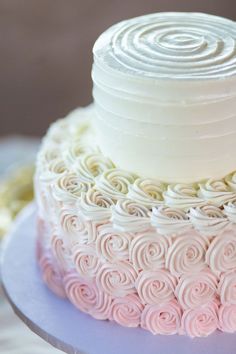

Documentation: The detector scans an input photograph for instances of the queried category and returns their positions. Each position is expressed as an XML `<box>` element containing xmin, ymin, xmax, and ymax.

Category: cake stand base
<box><xmin>1</xmin><ymin>204</ymin><xmax>236</xmax><ymax>354</ymax></box>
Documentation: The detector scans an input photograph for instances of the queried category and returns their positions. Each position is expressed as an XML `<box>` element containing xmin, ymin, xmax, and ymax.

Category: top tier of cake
<box><xmin>92</xmin><ymin>12</ymin><xmax>236</xmax><ymax>183</ymax></box>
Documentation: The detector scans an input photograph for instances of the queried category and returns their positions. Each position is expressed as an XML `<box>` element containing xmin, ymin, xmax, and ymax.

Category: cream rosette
<box><xmin>111</xmin><ymin>199</ymin><xmax>151</xmax><ymax>233</ymax></box>
<box><xmin>218</xmin><ymin>304</ymin><xmax>236</xmax><ymax>333</ymax></box>
<box><xmin>127</xmin><ymin>178</ymin><xmax>165</xmax><ymax>208</ymax></box>
<box><xmin>46</xmin><ymin>119</ymin><xmax>71</xmax><ymax>144</ymax></box>
<box><xmin>64</xmin><ymin>272</ymin><xmax>112</xmax><ymax>319</ymax></box>
<box><xmin>218</xmin><ymin>271</ymin><xmax>236</xmax><ymax>304</ymax></box>
<box><xmin>188</xmin><ymin>205</ymin><xmax>229</xmax><ymax>237</ymax></box>
<box><xmin>206</xmin><ymin>229</ymin><xmax>236</xmax><ymax>275</ymax></box>
<box><xmin>136</xmin><ymin>270</ymin><xmax>177</xmax><ymax>305</ymax></box>
<box><xmin>96</xmin><ymin>261</ymin><xmax>138</xmax><ymax>297</ymax></box>
<box><xmin>72</xmin><ymin>244</ymin><xmax>101</xmax><ymax>278</ymax></box>
<box><xmin>62</xmin><ymin>139</ymin><xmax>99</xmax><ymax>168</ymax></box>
<box><xmin>39</xmin><ymin>158</ymin><xmax>68</xmax><ymax>184</ymax></box>
<box><xmin>151</xmin><ymin>206</ymin><xmax>191</xmax><ymax>236</ymax></box>
<box><xmin>175</xmin><ymin>270</ymin><xmax>218</xmax><ymax>310</ymax></box>
<box><xmin>73</xmin><ymin>153</ymin><xmax>114</xmax><ymax>183</ymax></box>
<box><xmin>78</xmin><ymin>188</ymin><xmax>114</xmax><ymax>222</ymax></box>
<box><xmin>225</xmin><ymin>171</ymin><xmax>236</xmax><ymax>191</ymax></box>
<box><xmin>198</xmin><ymin>179</ymin><xmax>236</xmax><ymax>206</ymax></box>
<box><xmin>141</xmin><ymin>300</ymin><xmax>182</xmax><ymax>335</ymax></box>
<box><xmin>95</xmin><ymin>168</ymin><xmax>137</xmax><ymax>200</ymax></box>
<box><xmin>96</xmin><ymin>224</ymin><xmax>132</xmax><ymax>262</ymax></box>
<box><xmin>36</xmin><ymin>142</ymin><xmax>61</xmax><ymax>171</ymax></box>
<box><xmin>224</xmin><ymin>200</ymin><xmax>236</xmax><ymax>223</ymax></box>
<box><xmin>129</xmin><ymin>231</ymin><xmax>171</xmax><ymax>271</ymax></box>
<box><xmin>163</xmin><ymin>184</ymin><xmax>205</xmax><ymax>211</ymax></box>
<box><xmin>181</xmin><ymin>301</ymin><xmax>218</xmax><ymax>337</ymax></box>
<box><xmin>166</xmin><ymin>233</ymin><xmax>209</xmax><ymax>276</ymax></box>
<box><xmin>110</xmin><ymin>293</ymin><xmax>144</xmax><ymax>328</ymax></box>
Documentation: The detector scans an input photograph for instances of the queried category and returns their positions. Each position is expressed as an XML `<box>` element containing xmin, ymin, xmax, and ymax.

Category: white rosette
<box><xmin>36</xmin><ymin>142</ymin><xmax>61</xmax><ymax>172</ymax></box>
<box><xmin>62</xmin><ymin>139</ymin><xmax>99</xmax><ymax>168</ymax></box>
<box><xmin>95</xmin><ymin>168</ymin><xmax>137</xmax><ymax>199</ymax></box>
<box><xmin>72</xmin><ymin>244</ymin><xmax>101</xmax><ymax>278</ymax></box>
<box><xmin>224</xmin><ymin>200</ymin><xmax>236</xmax><ymax>223</ymax></box>
<box><xmin>111</xmin><ymin>198</ymin><xmax>151</xmax><ymax>233</ymax></box>
<box><xmin>46</xmin><ymin>118</ymin><xmax>71</xmax><ymax>144</ymax></box>
<box><xmin>96</xmin><ymin>223</ymin><xmax>132</xmax><ymax>262</ymax></box>
<box><xmin>127</xmin><ymin>178</ymin><xmax>165</xmax><ymax>208</ymax></box>
<box><xmin>136</xmin><ymin>270</ymin><xmax>177</xmax><ymax>305</ymax></box>
<box><xmin>78</xmin><ymin>187</ymin><xmax>114</xmax><ymax>222</ymax></box>
<box><xmin>175</xmin><ymin>270</ymin><xmax>218</xmax><ymax>309</ymax></box>
<box><xmin>189</xmin><ymin>205</ymin><xmax>229</xmax><ymax>237</ymax></box>
<box><xmin>206</xmin><ymin>229</ymin><xmax>236</xmax><ymax>275</ymax></box>
<box><xmin>151</xmin><ymin>206</ymin><xmax>191</xmax><ymax>236</ymax></box>
<box><xmin>73</xmin><ymin>153</ymin><xmax>114</xmax><ymax>183</ymax></box>
<box><xmin>163</xmin><ymin>184</ymin><xmax>205</xmax><ymax>211</ymax></box>
<box><xmin>96</xmin><ymin>261</ymin><xmax>138</xmax><ymax>297</ymax></box>
<box><xmin>225</xmin><ymin>171</ymin><xmax>236</xmax><ymax>191</ymax></box>
<box><xmin>39</xmin><ymin>158</ymin><xmax>68</xmax><ymax>184</ymax></box>
<box><xmin>219</xmin><ymin>271</ymin><xmax>236</xmax><ymax>304</ymax></box>
<box><xmin>51</xmin><ymin>235</ymin><xmax>72</xmax><ymax>272</ymax></box>
<box><xmin>198</xmin><ymin>179</ymin><xmax>236</xmax><ymax>206</ymax></box>
<box><xmin>129</xmin><ymin>231</ymin><xmax>171</xmax><ymax>271</ymax></box>
<box><xmin>166</xmin><ymin>233</ymin><xmax>209</xmax><ymax>276</ymax></box>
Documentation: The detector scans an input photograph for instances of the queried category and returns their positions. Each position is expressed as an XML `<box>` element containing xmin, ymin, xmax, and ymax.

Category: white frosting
<box><xmin>92</xmin><ymin>12</ymin><xmax>236</xmax><ymax>183</ymax></box>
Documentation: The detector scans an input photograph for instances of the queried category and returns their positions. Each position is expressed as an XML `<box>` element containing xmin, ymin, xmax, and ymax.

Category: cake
<box><xmin>35</xmin><ymin>12</ymin><xmax>236</xmax><ymax>338</ymax></box>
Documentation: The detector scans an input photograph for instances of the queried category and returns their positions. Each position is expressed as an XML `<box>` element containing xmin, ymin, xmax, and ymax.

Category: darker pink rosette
<box><xmin>141</xmin><ymin>300</ymin><xmax>182</xmax><ymax>335</ymax></box>
<box><xmin>110</xmin><ymin>293</ymin><xmax>144</xmax><ymax>328</ymax></box>
<box><xmin>218</xmin><ymin>271</ymin><xmax>236</xmax><ymax>304</ymax></box>
<box><xmin>218</xmin><ymin>304</ymin><xmax>236</xmax><ymax>333</ymax></box>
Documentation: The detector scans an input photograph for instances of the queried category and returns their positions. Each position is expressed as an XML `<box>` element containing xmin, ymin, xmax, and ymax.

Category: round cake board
<box><xmin>1</xmin><ymin>204</ymin><xmax>236</xmax><ymax>354</ymax></box>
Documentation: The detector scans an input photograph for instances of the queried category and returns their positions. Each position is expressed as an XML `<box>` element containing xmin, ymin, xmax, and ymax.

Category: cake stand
<box><xmin>1</xmin><ymin>204</ymin><xmax>236</xmax><ymax>354</ymax></box>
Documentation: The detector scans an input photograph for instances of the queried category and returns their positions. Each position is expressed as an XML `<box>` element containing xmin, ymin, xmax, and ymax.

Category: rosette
<box><xmin>62</xmin><ymin>139</ymin><xmax>99</xmax><ymax>167</ymax></box>
<box><xmin>127</xmin><ymin>178</ymin><xmax>165</xmax><ymax>208</ymax></box>
<box><xmin>151</xmin><ymin>206</ymin><xmax>191</xmax><ymax>236</ymax></box>
<box><xmin>72</xmin><ymin>244</ymin><xmax>101</xmax><ymax>278</ymax></box>
<box><xmin>218</xmin><ymin>271</ymin><xmax>236</xmax><ymax>304</ymax></box>
<box><xmin>218</xmin><ymin>304</ymin><xmax>236</xmax><ymax>333</ymax></box>
<box><xmin>95</xmin><ymin>168</ymin><xmax>137</xmax><ymax>199</ymax></box>
<box><xmin>198</xmin><ymin>179</ymin><xmax>236</xmax><ymax>206</ymax></box>
<box><xmin>181</xmin><ymin>301</ymin><xmax>218</xmax><ymax>337</ymax></box>
<box><xmin>96</xmin><ymin>261</ymin><xmax>138</xmax><ymax>297</ymax></box>
<box><xmin>166</xmin><ymin>233</ymin><xmax>209</xmax><ymax>276</ymax></box>
<box><xmin>206</xmin><ymin>229</ymin><xmax>236</xmax><ymax>275</ymax></box>
<box><xmin>64</xmin><ymin>272</ymin><xmax>112</xmax><ymax>319</ymax></box>
<box><xmin>51</xmin><ymin>235</ymin><xmax>69</xmax><ymax>272</ymax></box>
<box><xmin>188</xmin><ymin>205</ymin><xmax>229</xmax><ymax>237</ymax></box>
<box><xmin>163</xmin><ymin>184</ymin><xmax>205</xmax><ymax>211</ymax></box>
<box><xmin>225</xmin><ymin>171</ymin><xmax>236</xmax><ymax>191</ymax></box>
<box><xmin>141</xmin><ymin>300</ymin><xmax>182</xmax><ymax>335</ymax></box>
<box><xmin>136</xmin><ymin>270</ymin><xmax>177</xmax><ymax>305</ymax></box>
<box><xmin>129</xmin><ymin>231</ymin><xmax>171</xmax><ymax>271</ymax></box>
<box><xmin>176</xmin><ymin>270</ymin><xmax>218</xmax><ymax>309</ymax></box>
<box><xmin>96</xmin><ymin>224</ymin><xmax>132</xmax><ymax>262</ymax></box>
<box><xmin>111</xmin><ymin>199</ymin><xmax>151</xmax><ymax>232</ymax></box>
<box><xmin>40</xmin><ymin>158</ymin><xmax>68</xmax><ymax>184</ymax></box>
<box><xmin>224</xmin><ymin>200</ymin><xmax>236</xmax><ymax>223</ymax></box>
<box><xmin>110</xmin><ymin>293</ymin><xmax>144</xmax><ymax>328</ymax></box>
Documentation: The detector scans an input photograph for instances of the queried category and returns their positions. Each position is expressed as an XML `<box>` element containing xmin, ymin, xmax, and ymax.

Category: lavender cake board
<box><xmin>1</xmin><ymin>204</ymin><xmax>236</xmax><ymax>354</ymax></box>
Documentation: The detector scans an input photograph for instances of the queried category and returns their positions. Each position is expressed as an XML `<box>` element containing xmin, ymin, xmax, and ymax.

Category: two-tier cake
<box><xmin>35</xmin><ymin>12</ymin><xmax>236</xmax><ymax>337</ymax></box>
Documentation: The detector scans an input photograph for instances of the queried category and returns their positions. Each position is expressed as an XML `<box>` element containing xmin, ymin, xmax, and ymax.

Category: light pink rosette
<box><xmin>141</xmin><ymin>300</ymin><xmax>182</xmax><ymax>335</ymax></box>
<box><xmin>129</xmin><ymin>231</ymin><xmax>171</xmax><ymax>271</ymax></box>
<box><xmin>39</xmin><ymin>253</ymin><xmax>66</xmax><ymax>298</ymax></box>
<box><xmin>72</xmin><ymin>244</ymin><xmax>101</xmax><ymax>278</ymax></box>
<box><xmin>110</xmin><ymin>293</ymin><xmax>144</xmax><ymax>328</ymax></box>
<box><xmin>96</xmin><ymin>224</ymin><xmax>132</xmax><ymax>262</ymax></box>
<box><xmin>218</xmin><ymin>271</ymin><xmax>236</xmax><ymax>304</ymax></box>
<box><xmin>206</xmin><ymin>229</ymin><xmax>236</xmax><ymax>275</ymax></box>
<box><xmin>181</xmin><ymin>301</ymin><xmax>218</xmax><ymax>337</ymax></box>
<box><xmin>136</xmin><ymin>270</ymin><xmax>177</xmax><ymax>305</ymax></box>
<box><xmin>64</xmin><ymin>272</ymin><xmax>112</xmax><ymax>320</ymax></box>
<box><xmin>166</xmin><ymin>233</ymin><xmax>209</xmax><ymax>276</ymax></box>
<box><xmin>96</xmin><ymin>261</ymin><xmax>138</xmax><ymax>297</ymax></box>
<box><xmin>51</xmin><ymin>235</ymin><xmax>69</xmax><ymax>272</ymax></box>
<box><xmin>218</xmin><ymin>304</ymin><xmax>236</xmax><ymax>333</ymax></box>
<box><xmin>36</xmin><ymin>218</ymin><xmax>46</xmax><ymax>261</ymax></box>
<box><xmin>176</xmin><ymin>270</ymin><xmax>218</xmax><ymax>309</ymax></box>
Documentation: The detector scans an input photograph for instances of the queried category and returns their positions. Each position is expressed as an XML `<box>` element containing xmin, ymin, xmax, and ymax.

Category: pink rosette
<box><xmin>129</xmin><ymin>231</ymin><xmax>171</xmax><ymax>271</ymax></box>
<box><xmin>141</xmin><ymin>300</ymin><xmax>182</xmax><ymax>335</ymax></box>
<box><xmin>181</xmin><ymin>301</ymin><xmax>218</xmax><ymax>337</ymax></box>
<box><xmin>96</xmin><ymin>224</ymin><xmax>132</xmax><ymax>262</ymax></box>
<box><xmin>39</xmin><ymin>253</ymin><xmax>66</xmax><ymax>298</ymax></box>
<box><xmin>72</xmin><ymin>244</ymin><xmax>101</xmax><ymax>278</ymax></box>
<box><xmin>51</xmin><ymin>235</ymin><xmax>69</xmax><ymax>272</ymax></box>
<box><xmin>166</xmin><ymin>233</ymin><xmax>209</xmax><ymax>276</ymax></box>
<box><xmin>110</xmin><ymin>293</ymin><xmax>144</xmax><ymax>328</ymax></box>
<box><xmin>36</xmin><ymin>218</ymin><xmax>45</xmax><ymax>261</ymax></box>
<box><xmin>64</xmin><ymin>272</ymin><xmax>112</xmax><ymax>320</ymax></box>
<box><xmin>206</xmin><ymin>229</ymin><xmax>236</xmax><ymax>275</ymax></box>
<box><xmin>176</xmin><ymin>270</ymin><xmax>218</xmax><ymax>309</ymax></box>
<box><xmin>136</xmin><ymin>270</ymin><xmax>177</xmax><ymax>305</ymax></box>
<box><xmin>218</xmin><ymin>304</ymin><xmax>236</xmax><ymax>333</ymax></box>
<box><xmin>96</xmin><ymin>261</ymin><xmax>138</xmax><ymax>297</ymax></box>
<box><xmin>218</xmin><ymin>271</ymin><xmax>236</xmax><ymax>304</ymax></box>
